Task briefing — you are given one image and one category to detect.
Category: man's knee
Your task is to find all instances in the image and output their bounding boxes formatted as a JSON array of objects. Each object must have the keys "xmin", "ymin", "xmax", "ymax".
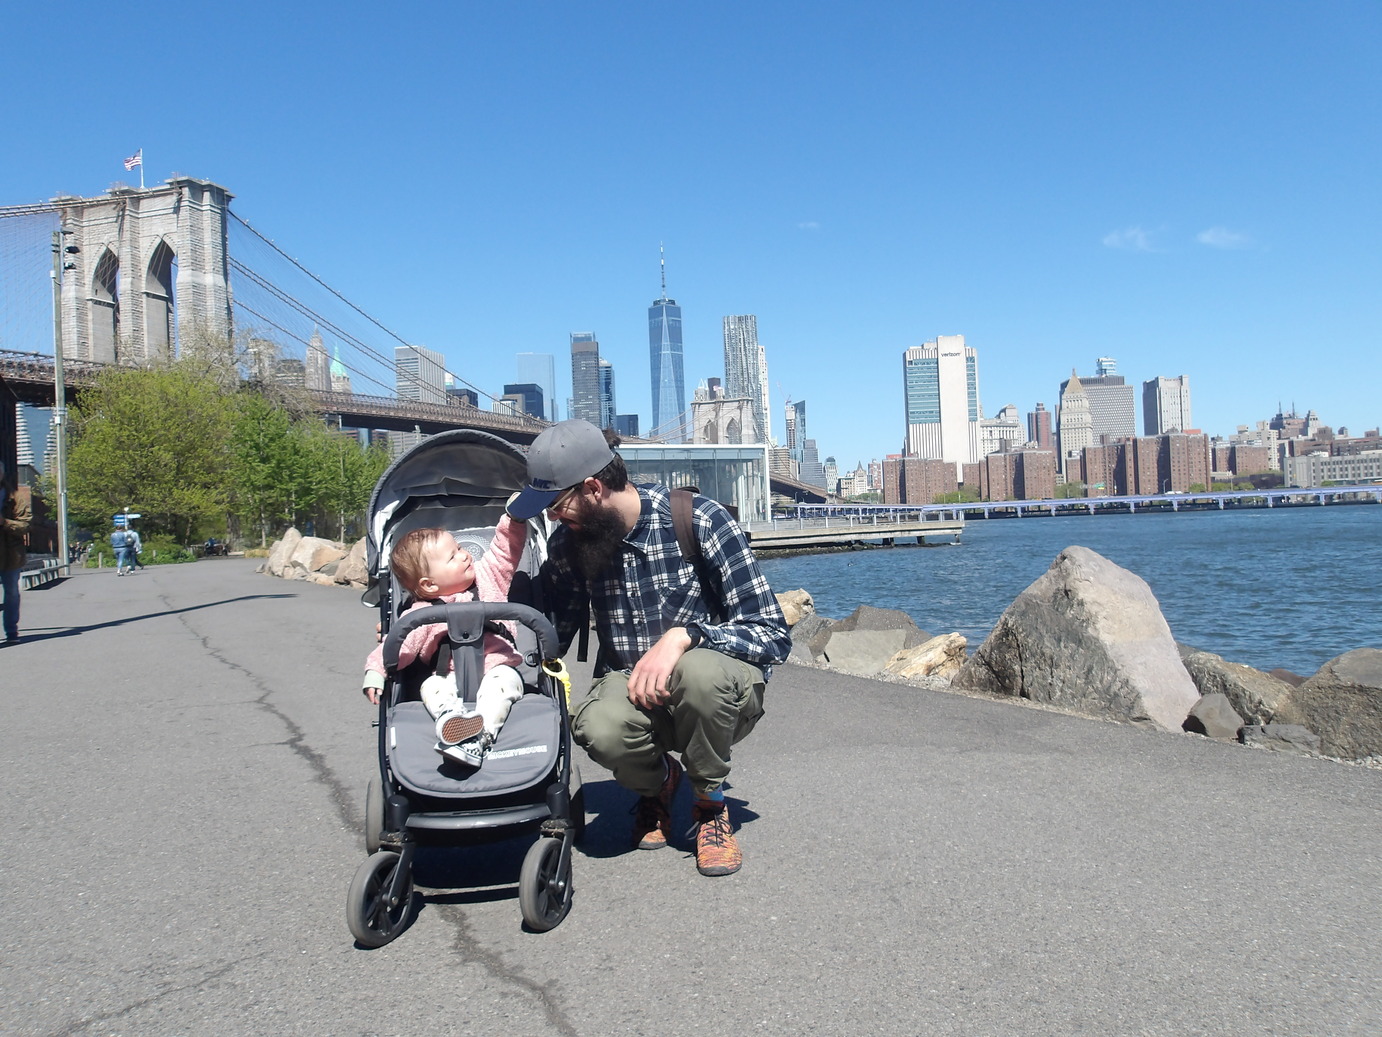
[{"xmin": 673, "ymin": 649, "xmax": 756, "ymax": 714}]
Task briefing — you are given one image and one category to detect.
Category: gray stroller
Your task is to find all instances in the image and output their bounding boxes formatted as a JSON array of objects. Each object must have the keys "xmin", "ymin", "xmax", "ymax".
[{"xmin": 346, "ymin": 429, "xmax": 582, "ymax": 945}]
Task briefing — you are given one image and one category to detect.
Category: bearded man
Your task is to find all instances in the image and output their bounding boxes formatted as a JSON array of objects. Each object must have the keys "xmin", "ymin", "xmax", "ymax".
[{"xmin": 508, "ymin": 420, "xmax": 789, "ymax": 877}]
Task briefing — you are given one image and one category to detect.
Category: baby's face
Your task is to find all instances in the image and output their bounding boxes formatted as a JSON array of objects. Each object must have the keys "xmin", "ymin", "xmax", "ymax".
[{"xmin": 422, "ymin": 534, "xmax": 476, "ymax": 596}]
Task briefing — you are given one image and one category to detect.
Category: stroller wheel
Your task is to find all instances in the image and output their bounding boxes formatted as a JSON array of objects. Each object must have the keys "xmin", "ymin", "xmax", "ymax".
[
  {"xmin": 364, "ymin": 775, "xmax": 385, "ymax": 854},
  {"xmin": 347, "ymin": 850, "xmax": 413, "ymax": 947},
  {"xmin": 519, "ymin": 836, "xmax": 572, "ymax": 932}
]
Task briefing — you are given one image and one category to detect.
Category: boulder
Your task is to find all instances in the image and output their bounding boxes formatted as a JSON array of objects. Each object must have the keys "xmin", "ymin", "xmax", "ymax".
[
  {"xmin": 1182, "ymin": 693, "xmax": 1244, "ymax": 739},
  {"xmin": 776, "ymin": 588, "xmax": 816, "ymax": 627},
  {"xmin": 266, "ymin": 528, "xmax": 303, "ymax": 577},
  {"xmin": 885, "ymin": 632, "xmax": 968, "ymax": 681},
  {"xmin": 1269, "ymin": 668, "xmax": 1308, "ymax": 688},
  {"xmin": 334, "ymin": 538, "xmax": 369, "ymax": 586},
  {"xmin": 832, "ymin": 604, "xmax": 930, "ymax": 645},
  {"xmin": 953, "ymin": 545, "xmax": 1201, "ymax": 732},
  {"xmin": 787, "ymin": 613, "xmax": 833, "ymax": 664},
  {"xmin": 289, "ymin": 536, "xmax": 347, "ymax": 577},
  {"xmin": 821, "ymin": 628, "xmax": 913, "ymax": 677},
  {"xmin": 1239, "ymin": 724, "xmax": 1322, "ymax": 757},
  {"xmin": 1178, "ymin": 645, "xmax": 1293, "ymax": 725},
  {"xmin": 1272, "ymin": 648, "xmax": 1382, "ymax": 760}
]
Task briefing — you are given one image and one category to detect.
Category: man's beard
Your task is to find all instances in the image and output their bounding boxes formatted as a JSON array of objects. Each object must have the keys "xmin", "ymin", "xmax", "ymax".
[{"xmin": 569, "ymin": 495, "xmax": 628, "ymax": 582}]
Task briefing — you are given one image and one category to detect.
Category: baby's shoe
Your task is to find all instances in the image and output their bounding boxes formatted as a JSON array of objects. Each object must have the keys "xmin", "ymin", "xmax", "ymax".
[
  {"xmin": 436, "ymin": 709, "xmax": 484, "ymax": 746},
  {"xmin": 442, "ymin": 730, "xmax": 494, "ymax": 769}
]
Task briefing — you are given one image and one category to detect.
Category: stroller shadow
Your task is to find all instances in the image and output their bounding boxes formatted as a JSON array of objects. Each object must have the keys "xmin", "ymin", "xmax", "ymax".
[{"xmin": 577, "ymin": 777, "xmax": 760, "ymax": 859}]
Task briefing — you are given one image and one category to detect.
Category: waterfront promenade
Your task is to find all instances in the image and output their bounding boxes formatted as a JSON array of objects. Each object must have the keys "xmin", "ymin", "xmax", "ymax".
[{"xmin": 3, "ymin": 561, "xmax": 1379, "ymax": 1035}]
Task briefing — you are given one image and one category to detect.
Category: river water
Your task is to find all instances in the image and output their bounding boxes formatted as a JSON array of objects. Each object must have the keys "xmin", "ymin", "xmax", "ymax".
[{"xmin": 756, "ymin": 503, "xmax": 1381, "ymax": 677}]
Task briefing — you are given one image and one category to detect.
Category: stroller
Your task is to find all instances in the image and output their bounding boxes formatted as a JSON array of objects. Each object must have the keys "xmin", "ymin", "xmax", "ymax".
[{"xmin": 346, "ymin": 429, "xmax": 582, "ymax": 946}]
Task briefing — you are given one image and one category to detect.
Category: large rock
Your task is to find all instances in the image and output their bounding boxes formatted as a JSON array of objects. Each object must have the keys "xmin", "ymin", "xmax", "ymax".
[
  {"xmin": 821, "ymin": 628, "xmax": 914, "ymax": 676},
  {"xmin": 832, "ymin": 604, "xmax": 930, "ymax": 644},
  {"xmin": 266, "ymin": 528, "xmax": 303, "ymax": 577},
  {"xmin": 953, "ymin": 545, "xmax": 1201, "ymax": 732},
  {"xmin": 1179, "ymin": 645, "xmax": 1293, "ymax": 725},
  {"xmin": 787, "ymin": 613, "xmax": 833, "ymax": 664},
  {"xmin": 1272, "ymin": 648, "xmax": 1382, "ymax": 760},
  {"xmin": 776, "ymin": 588, "xmax": 816, "ymax": 627},
  {"xmin": 1183, "ymin": 692, "xmax": 1244, "ymax": 739},
  {"xmin": 1239, "ymin": 724, "xmax": 1322, "ymax": 757},
  {"xmin": 289, "ymin": 536, "xmax": 347, "ymax": 577},
  {"xmin": 885, "ymin": 633, "xmax": 968, "ymax": 681},
  {"xmin": 334, "ymin": 538, "xmax": 369, "ymax": 586}
]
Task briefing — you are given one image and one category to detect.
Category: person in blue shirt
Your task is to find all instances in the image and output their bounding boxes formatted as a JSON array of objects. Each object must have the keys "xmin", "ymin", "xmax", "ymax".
[{"xmin": 509, "ymin": 420, "xmax": 789, "ymax": 877}]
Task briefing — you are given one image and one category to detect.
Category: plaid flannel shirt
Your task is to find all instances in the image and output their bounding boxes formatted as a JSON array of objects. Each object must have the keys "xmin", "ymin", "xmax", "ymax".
[{"xmin": 543, "ymin": 484, "xmax": 790, "ymax": 678}]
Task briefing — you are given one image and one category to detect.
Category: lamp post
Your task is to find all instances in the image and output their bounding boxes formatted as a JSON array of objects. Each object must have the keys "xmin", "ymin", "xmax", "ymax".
[{"xmin": 50, "ymin": 231, "xmax": 71, "ymax": 571}]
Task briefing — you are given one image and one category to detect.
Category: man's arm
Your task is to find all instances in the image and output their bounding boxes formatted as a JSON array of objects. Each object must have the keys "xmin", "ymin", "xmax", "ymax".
[{"xmin": 689, "ymin": 498, "xmax": 790, "ymax": 668}]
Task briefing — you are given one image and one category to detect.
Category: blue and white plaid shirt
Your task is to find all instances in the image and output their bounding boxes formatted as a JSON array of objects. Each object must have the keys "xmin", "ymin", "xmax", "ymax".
[{"xmin": 543, "ymin": 484, "xmax": 790, "ymax": 677}]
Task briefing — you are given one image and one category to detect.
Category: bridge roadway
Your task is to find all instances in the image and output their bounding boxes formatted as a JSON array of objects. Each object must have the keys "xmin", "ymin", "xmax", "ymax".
[{"xmin": 4, "ymin": 560, "xmax": 1378, "ymax": 1035}]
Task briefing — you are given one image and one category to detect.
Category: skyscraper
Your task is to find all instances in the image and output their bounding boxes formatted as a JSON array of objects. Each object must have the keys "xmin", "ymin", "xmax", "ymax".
[
  {"xmin": 305, "ymin": 329, "xmax": 331, "ymax": 392},
  {"xmin": 648, "ymin": 249, "xmax": 686, "ymax": 441},
  {"xmin": 785, "ymin": 399, "xmax": 807, "ymax": 468},
  {"xmin": 1062, "ymin": 357, "xmax": 1136, "ymax": 440},
  {"xmin": 1143, "ymin": 375, "xmax": 1192, "ymax": 435},
  {"xmin": 1057, "ymin": 371, "xmax": 1094, "ymax": 478},
  {"xmin": 570, "ymin": 333, "xmax": 602, "ymax": 426},
  {"xmin": 329, "ymin": 346, "xmax": 352, "ymax": 394},
  {"xmin": 722, "ymin": 314, "xmax": 766, "ymax": 443},
  {"xmin": 903, "ymin": 334, "xmax": 981, "ymax": 476},
  {"xmin": 598, "ymin": 357, "xmax": 616, "ymax": 430},
  {"xmin": 1027, "ymin": 402, "xmax": 1053, "ymax": 451},
  {"xmin": 395, "ymin": 344, "xmax": 447, "ymax": 404},
  {"xmin": 516, "ymin": 352, "xmax": 557, "ymax": 421}
]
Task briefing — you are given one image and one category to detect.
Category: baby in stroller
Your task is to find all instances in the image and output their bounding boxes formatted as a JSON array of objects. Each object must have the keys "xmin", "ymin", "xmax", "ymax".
[{"xmin": 362, "ymin": 512, "xmax": 527, "ymax": 768}]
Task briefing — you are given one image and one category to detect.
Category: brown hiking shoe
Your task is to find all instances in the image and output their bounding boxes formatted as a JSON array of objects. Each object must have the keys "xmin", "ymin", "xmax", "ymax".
[
  {"xmin": 630, "ymin": 755, "xmax": 683, "ymax": 850},
  {"xmin": 692, "ymin": 799, "xmax": 742, "ymax": 877}
]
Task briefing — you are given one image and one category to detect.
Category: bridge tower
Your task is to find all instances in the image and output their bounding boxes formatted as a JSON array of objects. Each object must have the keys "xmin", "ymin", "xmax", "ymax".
[{"xmin": 54, "ymin": 177, "xmax": 234, "ymax": 364}]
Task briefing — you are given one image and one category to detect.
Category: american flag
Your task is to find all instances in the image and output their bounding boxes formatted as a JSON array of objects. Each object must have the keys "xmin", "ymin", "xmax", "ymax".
[{"xmin": 123, "ymin": 149, "xmax": 142, "ymax": 171}]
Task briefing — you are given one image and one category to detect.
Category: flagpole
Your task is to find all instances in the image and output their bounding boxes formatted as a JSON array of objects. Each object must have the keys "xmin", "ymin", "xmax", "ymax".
[{"xmin": 139, "ymin": 150, "xmax": 144, "ymax": 189}]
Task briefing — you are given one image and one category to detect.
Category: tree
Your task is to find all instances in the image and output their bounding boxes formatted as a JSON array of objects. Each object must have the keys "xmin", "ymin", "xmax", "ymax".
[
  {"xmin": 67, "ymin": 364, "xmax": 235, "ymax": 541},
  {"xmin": 228, "ymin": 391, "xmax": 301, "ymax": 546}
]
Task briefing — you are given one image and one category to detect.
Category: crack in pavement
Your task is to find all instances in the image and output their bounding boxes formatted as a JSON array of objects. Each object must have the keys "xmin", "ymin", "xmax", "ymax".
[{"xmin": 45, "ymin": 958, "xmax": 255, "ymax": 1037}]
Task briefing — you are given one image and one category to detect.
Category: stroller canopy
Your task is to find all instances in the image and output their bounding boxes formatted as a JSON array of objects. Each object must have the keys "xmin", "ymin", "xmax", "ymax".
[{"xmin": 366, "ymin": 428, "xmax": 532, "ymax": 578}]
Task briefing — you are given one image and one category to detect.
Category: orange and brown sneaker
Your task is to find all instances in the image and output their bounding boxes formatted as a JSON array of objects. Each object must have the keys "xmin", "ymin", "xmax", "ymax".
[
  {"xmin": 630, "ymin": 755, "xmax": 683, "ymax": 850},
  {"xmin": 692, "ymin": 799, "xmax": 742, "ymax": 877}
]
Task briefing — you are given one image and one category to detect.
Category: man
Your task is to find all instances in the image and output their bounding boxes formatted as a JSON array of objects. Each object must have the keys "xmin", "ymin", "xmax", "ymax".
[
  {"xmin": 1, "ymin": 460, "xmax": 30, "ymax": 644},
  {"xmin": 508, "ymin": 420, "xmax": 789, "ymax": 877}
]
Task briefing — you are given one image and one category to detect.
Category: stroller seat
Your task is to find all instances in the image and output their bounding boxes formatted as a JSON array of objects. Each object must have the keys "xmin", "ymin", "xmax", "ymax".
[{"xmin": 388, "ymin": 693, "xmax": 562, "ymax": 799}]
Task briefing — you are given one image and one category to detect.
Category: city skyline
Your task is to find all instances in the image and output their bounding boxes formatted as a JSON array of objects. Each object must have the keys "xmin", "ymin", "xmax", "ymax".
[{"xmin": 1, "ymin": 3, "xmax": 1376, "ymax": 471}]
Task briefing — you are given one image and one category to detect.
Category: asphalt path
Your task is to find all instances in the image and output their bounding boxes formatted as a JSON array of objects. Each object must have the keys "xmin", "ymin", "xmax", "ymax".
[{"xmin": 2, "ymin": 559, "xmax": 1379, "ymax": 1036}]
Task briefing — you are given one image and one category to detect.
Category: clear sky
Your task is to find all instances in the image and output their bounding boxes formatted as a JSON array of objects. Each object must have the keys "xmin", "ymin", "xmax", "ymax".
[{"xmin": 3, "ymin": 1, "xmax": 1378, "ymax": 469}]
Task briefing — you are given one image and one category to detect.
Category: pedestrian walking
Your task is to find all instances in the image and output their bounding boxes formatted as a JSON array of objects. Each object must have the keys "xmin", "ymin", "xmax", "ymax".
[{"xmin": 1, "ymin": 460, "xmax": 30, "ymax": 644}]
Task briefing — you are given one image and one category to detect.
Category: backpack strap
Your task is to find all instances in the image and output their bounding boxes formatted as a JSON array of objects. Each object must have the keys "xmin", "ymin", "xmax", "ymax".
[{"xmin": 671, "ymin": 488, "xmax": 720, "ymax": 621}]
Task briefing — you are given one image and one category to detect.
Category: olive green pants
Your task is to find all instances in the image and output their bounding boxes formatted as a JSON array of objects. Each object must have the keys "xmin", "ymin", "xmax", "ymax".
[{"xmin": 570, "ymin": 649, "xmax": 766, "ymax": 798}]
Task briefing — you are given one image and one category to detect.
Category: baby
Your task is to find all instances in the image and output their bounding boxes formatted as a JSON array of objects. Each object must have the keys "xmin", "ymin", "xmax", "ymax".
[{"xmin": 363, "ymin": 514, "xmax": 527, "ymax": 768}]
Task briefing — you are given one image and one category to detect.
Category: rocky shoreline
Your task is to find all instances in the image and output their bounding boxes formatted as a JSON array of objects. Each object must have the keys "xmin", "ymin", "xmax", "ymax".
[{"xmin": 260, "ymin": 528, "xmax": 1380, "ymax": 767}]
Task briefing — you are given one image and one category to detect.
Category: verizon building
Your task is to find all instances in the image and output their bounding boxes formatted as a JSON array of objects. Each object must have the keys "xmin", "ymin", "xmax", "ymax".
[{"xmin": 903, "ymin": 334, "xmax": 981, "ymax": 478}]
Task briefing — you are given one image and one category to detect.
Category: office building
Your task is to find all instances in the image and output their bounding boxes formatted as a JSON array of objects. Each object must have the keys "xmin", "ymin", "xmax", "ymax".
[
  {"xmin": 1056, "ymin": 371, "xmax": 1094, "ymax": 479},
  {"xmin": 723, "ymin": 315, "xmax": 767, "ymax": 444},
  {"xmin": 395, "ymin": 344, "xmax": 447, "ymax": 405},
  {"xmin": 1062, "ymin": 358, "xmax": 1136, "ymax": 440},
  {"xmin": 598, "ymin": 358, "xmax": 616, "ymax": 430},
  {"xmin": 785, "ymin": 399, "xmax": 808, "ymax": 466},
  {"xmin": 516, "ymin": 353, "xmax": 557, "ymax": 421},
  {"xmin": 980, "ymin": 403, "xmax": 1025, "ymax": 456},
  {"xmin": 329, "ymin": 347, "xmax": 352, "ymax": 394},
  {"xmin": 569, "ymin": 333, "xmax": 602, "ymax": 426},
  {"xmin": 1027, "ymin": 402, "xmax": 1053, "ymax": 451},
  {"xmin": 503, "ymin": 382, "xmax": 546, "ymax": 420},
  {"xmin": 1143, "ymin": 375, "xmax": 1192, "ymax": 436},
  {"xmin": 648, "ymin": 251, "xmax": 687, "ymax": 441},
  {"xmin": 903, "ymin": 334, "xmax": 981, "ymax": 477},
  {"xmin": 305, "ymin": 329, "xmax": 331, "ymax": 392}
]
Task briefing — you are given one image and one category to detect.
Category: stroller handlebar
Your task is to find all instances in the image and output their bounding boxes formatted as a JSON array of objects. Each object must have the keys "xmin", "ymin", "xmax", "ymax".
[{"xmin": 382, "ymin": 601, "xmax": 560, "ymax": 672}]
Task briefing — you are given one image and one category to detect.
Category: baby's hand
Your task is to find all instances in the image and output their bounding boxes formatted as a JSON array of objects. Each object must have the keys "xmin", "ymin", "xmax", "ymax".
[{"xmin": 362, "ymin": 686, "xmax": 381, "ymax": 705}]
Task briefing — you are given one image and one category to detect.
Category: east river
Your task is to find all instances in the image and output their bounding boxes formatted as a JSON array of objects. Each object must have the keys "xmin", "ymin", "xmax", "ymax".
[{"xmin": 756, "ymin": 502, "xmax": 1381, "ymax": 677}]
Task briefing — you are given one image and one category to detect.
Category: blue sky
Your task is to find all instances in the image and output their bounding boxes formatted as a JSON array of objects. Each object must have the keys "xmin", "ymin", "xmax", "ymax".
[{"xmin": 3, "ymin": 2, "xmax": 1378, "ymax": 469}]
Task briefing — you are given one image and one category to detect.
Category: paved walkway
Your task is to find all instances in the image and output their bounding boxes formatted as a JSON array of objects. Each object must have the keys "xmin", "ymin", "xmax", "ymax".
[{"xmin": 3, "ymin": 560, "xmax": 1379, "ymax": 1035}]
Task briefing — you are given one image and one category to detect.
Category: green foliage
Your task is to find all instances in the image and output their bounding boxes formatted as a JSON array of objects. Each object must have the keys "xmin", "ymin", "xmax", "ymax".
[
  {"xmin": 1055, "ymin": 481, "xmax": 1086, "ymax": 499},
  {"xmin": 67, "ymin": 363, "xmax": 235, "ymax": 541},
  {"xmin": 65, "ymin": 357, "xmax": 387, "ymax": 551},
  {"xmin": 935, "ymin": 488, "xmax": 981, "ymax": 504}
]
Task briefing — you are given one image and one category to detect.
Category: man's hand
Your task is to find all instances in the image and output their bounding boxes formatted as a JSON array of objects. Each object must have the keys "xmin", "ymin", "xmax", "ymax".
[{"xmin": 627, "ymin": 627, "xmax": 694, "ymax": 709}]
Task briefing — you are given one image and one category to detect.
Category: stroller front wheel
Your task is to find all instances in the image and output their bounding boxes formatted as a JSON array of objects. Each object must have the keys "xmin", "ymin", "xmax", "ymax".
[
  {"xmin": 347, "ymin": 850, "xmax": 414, "ymax": 947},
  {"xmin": 519, "ymin": 836, "xmax": 572, "ymax": 932}
]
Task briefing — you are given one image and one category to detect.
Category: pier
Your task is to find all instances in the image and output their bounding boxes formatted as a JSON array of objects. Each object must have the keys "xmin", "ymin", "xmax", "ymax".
[{"xmin": 745, "ymin": 510, "xmax": 965, "ymax": 550}]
